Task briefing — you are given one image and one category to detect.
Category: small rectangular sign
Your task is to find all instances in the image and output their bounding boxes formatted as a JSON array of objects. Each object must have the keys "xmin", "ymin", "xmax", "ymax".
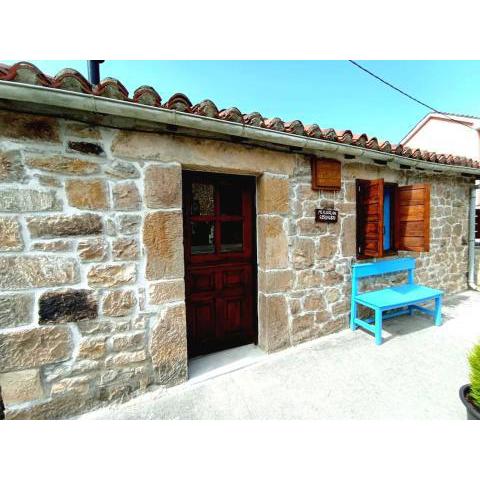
[{"xmin": 315, "ymin": 208, "xmax": 338, "ymax": 223}]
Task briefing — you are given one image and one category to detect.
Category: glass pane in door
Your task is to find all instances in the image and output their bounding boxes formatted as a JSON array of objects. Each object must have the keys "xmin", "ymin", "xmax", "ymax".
[
  {"xmin": 191, "ymin": 183, "xmax": 214, "ymax": 216},
  {"xmin": 191, "ymin": 222, "xmax": 215, "ymax": 254},
  {"xmin": 220, "ymin": 221, "xmax": 243, "ymax": 252},
  {"xmin": 219, "ymin": 184, "xmax": 242, "ymax": 216}
]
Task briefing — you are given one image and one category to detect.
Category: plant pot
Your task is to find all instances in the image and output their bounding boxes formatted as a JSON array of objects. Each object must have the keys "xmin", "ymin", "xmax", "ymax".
[{"xmin": 459, "ymin": 384, "xmax": 480, "ymax": 420}]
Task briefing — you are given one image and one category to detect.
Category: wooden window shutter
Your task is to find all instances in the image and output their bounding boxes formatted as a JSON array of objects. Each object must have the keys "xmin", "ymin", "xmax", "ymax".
[
  {"xmin": 356, "ymin": 179, "xmax": 384, "ymax": 258},
  {"xmin": 311, "ymin": 158, "xmax": 341, "ymax": 191},
  {"xmin": 395, "ymin": 183, "xmax": 431, "ymax": 252}
]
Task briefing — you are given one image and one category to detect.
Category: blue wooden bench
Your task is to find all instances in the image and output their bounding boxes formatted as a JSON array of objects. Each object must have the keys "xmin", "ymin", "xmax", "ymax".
[{"xmin": 350, "ymin": 258, "xmax": 443, "ymax": 345}]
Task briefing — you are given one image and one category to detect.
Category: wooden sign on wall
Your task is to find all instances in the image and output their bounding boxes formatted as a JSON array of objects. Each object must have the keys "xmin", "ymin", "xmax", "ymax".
[{"xmin": 311, "ymin": 158, "xmax": 341, "ymax": 191}]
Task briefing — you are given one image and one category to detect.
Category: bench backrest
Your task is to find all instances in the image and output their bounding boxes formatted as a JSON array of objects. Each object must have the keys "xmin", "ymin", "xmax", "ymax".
[{"xmin": 352, "ymin": 258, "xmax": 415, "ymax": 296}]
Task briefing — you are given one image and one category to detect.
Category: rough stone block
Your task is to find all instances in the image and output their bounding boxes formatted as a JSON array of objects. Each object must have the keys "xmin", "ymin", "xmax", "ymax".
[
  {"xmin": 110, "ymin": 130, "xmax": 294, "ymax": 175},
  {"xmin": 66, "ymin": 179, "xmax": 108, "ymax": 210},
  {"xmin": 304, "ymin": 294, "xmax": 327, "ymax": 311},
  {"xmin": 112, "ymin": 181, "xmax": 141, "ymax": 211},
  {"xmin": 257, "ymin": 215, "xmax": 288, "ymax": 269},
  {"xmin": 27, "ymin": 213, "xmax": 102, "ymax": 238},
  {"xmin": 295, "ymin": 270, "xmax": 324, "ymax": 289},
  {"xmin": 6, "ymin": 393, "xmax": 98, "ymax": 420},
  {"xmin": 110, "ymin": 332, "xmax": 145, "ymax": 352},
  {"xmin": 258, "ymin": 294, "xmax": 289, "ymax": 353},
  {"xmin": 258, "ymin": 173, "xmax": 289, "ymax": 214},
  {"xmin": 31, "ymin": 240, "xmax": 73, "ymax": 252},
  {"xmin": 78, "ymin": 336, "xmax": 107, "ymax": 360},
  {"xmin": 143, "ymin": 211, "xmax": 184, "ymax": 280},
  {"xmin": 292, "ymin": 313, "xmax": 315, "ymax": 345},
  {"xmin": 0, "ymin": 326, "xmax": 72, "ymax": 372},
  {"xmin": 0, "ymin": 111, "xmax": 60, "ymax": 143},
  {"xmin": 292, "ymin": 237, "xmax": 315, "ymax": 269},
  {"xmin": 35, "ymin": 174, "xmax": 62, "ymax": 188},
  {"xmin": 104, "ymin": 160, "xmax": 140, "ymax": 179},
  {"xmin": 341, "ymin": 215, "xmax": 356, "ymax": 257},
  {"xmin": 78, "ymin": 238, "xmax": 108, "ymax": 262},
  {"xmin": 0, "ymin": 369, "xmax": 44, "ymax": 405},
  {"xmin": 112, "ymin": 237, "xmax": 139, "ymax": 260},
  {"xmin": 148, "ymin": 279, "xmax": 185, "ymax": 304},
  {"xmin": 87, "ymin": 263, "xmax": 136, "ymax": 288},
  {"xmin": 144, "ymin": 164, "xmax": 182, "ymax": 208},
  {"xmin": 38, "ymin": 289, "xmax": 98, "ymax": 324},
  {"xmin": 258, "ymin": 269, "xmax": 293, "ymax": 293},
  {"xmin": 0, "ymin": 188, "xmax": 60, "ymax": 212},
  {"xmin": 67, "ymin": 141, "xmax": 104, "ymax": 156},
  {"xmin": 118, "ymin": 214, "xmax": 141, "ymax": 235},
  {"xmin": 65, "ymin": 121, "xmax": 101, "ymax": 139},
  {"xmin": 318, "ymin": 236, "xmax": 338, "ymax": 259},
  {"xmin": 0, "ymin": 216, "xmax": 23, "ymax": 251},
  {"xmin": 149, "ymin": 303, "xmax": 187, "ymax": 386},
  {"xmin": 0, "ymin": 256, "xmax": 80, "ymax": 289},
  {"xmin": 102, "ymin": 289, "xmax": 136, "ymax": 317},
  {"xmin": 0, "ymin": 149, "xmax": 27, "ymax": 183},
  {"xmin": 26, "ymin": 154, "xmax": 100, "ymax": 175},
  {"xmin": 50, "ymin": 376, "xmax": 91, "ymax": 397},
  {"xmin": 0, "ymin": 293, "xmax": 34, "ymax": 328},
  {"xmin": 105, "ymin": 350, "xmax": 147, "ymax": 368}
]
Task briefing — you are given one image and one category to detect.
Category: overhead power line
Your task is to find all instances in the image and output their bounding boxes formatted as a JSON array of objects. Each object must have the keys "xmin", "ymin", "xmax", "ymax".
[{"xmin": 347, "ymin": 60, "xmax": 477, "ymax": 132}]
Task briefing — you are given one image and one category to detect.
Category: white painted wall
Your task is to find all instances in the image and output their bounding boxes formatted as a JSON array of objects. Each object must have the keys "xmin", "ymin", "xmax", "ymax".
[
  {"xmin": 404, "ymin": 117, "xmax": 480, "ymax": 160},
  {"xmin": 403, "ymin": 115, "xmax": 480, "ymax": 206}
]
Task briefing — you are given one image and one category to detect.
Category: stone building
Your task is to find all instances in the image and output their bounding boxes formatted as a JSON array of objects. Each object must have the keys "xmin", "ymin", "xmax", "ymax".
[{"xmin": 0, "ymin": 62, "xmax": 478, "ymax": 419}]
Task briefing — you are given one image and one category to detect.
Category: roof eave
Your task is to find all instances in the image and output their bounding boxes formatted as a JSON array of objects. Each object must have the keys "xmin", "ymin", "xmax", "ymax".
[{"xmin": 1, "ymin": 81, "xmax": 479, "ymax": 176}]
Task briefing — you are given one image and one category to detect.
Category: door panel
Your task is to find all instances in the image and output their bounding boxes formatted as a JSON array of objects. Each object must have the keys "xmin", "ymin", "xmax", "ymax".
[{"xmin": 183, "ymin": 171, "xmax": 257, "ymax": 358}]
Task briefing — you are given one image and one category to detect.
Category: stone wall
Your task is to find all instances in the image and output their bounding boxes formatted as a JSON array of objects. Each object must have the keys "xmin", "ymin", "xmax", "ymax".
[
  {"xmin": 0, "ymin": 111, "xmax": 188, "ymax": 419},
  {"xmin": 0, "ymin": 109, "xmax": 474, "ymax": 418},
  {"xmin": 274, "ymin": 157, "xmax": 473, "ymax": 347}
]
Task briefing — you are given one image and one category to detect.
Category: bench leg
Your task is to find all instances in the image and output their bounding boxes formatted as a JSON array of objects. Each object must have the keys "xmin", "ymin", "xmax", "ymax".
[
  {"xmin": 434, "ymin": 296, "xmax": 442, "ymax": 326},
  {"xmin": 374, "ymin": 308, "xmax": 383, "ymax": 345},
  {"xmin": 350, "ymin": 300, "xmax": 358, "ymax": 330}
]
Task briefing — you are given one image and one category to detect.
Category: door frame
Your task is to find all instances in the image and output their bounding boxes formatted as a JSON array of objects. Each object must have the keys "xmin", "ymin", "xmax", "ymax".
[{"xmin": 182, "ymin": 169, "xmax": 258, "ymax": 358}]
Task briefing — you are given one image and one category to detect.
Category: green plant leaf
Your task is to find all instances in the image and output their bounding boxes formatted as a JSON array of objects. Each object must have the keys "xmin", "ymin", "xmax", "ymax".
[{"xmin": 468, "ymin": 342, "xmax": 480, "ymax": 408}]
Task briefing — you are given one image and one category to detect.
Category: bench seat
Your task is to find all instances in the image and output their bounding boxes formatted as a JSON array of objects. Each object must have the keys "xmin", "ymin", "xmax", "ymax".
[
  {"xmin": 350, "ymin": 258, "xmax": 443, "ymax": 345},
  {"xmin": 355, "ymin": 284, "xmax": 443, "ymax": 310}
]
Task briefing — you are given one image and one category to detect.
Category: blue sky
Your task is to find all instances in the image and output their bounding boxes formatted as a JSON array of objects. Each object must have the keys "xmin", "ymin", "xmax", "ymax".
[{"xmin": 5, "ymin": 60, "xmax": 480, "ymax": 142}]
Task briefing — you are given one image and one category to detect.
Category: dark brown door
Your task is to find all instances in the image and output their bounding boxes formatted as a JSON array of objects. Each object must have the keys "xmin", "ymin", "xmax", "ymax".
[{"xmin": 182, "ymin": 171, "xmax": 257, "ymax": 358}]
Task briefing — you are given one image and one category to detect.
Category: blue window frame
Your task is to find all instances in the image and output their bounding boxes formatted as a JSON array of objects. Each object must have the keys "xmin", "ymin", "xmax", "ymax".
[{"xmin": 383, "ymin": 186, "xmax": 393, "ymax": 251}]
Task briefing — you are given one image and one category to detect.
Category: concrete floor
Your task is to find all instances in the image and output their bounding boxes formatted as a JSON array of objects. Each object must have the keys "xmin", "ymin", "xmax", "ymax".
[{"xmin": 80, "ymin": 290, "xmax": 480, "ymax": 420}]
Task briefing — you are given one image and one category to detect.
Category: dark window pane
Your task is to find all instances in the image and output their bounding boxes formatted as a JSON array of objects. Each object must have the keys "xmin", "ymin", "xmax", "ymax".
[
  {"xmin": 191, "ymin": 222, "xmax": 215, "ymax": 254},
  {"xmin": 191, "ymin": 183, "xmax": 214, "ymax": 216},
  {"xmin": 220, "ymin": 185, "xmax": 242, "ymax": 216},
  {"xmin": 221, "ymin": 221, "xmax": 243, "ymax": 252}
]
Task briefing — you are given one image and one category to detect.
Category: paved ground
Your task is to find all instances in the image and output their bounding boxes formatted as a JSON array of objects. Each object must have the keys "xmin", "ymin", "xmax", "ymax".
[{"xmin": 80, "ymin": 290, "xmax": 480, "ymax": 420}]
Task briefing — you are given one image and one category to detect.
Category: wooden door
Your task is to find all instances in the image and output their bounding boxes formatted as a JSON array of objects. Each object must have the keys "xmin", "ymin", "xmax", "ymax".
[{"xmin": 182, "ymin": 171, "xmax": 257, "ymax": 358}]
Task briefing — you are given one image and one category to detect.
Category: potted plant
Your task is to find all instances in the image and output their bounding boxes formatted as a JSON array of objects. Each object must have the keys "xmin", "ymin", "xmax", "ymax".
[{"xmin": 459, "ymin": 342, "xmax": 480, "ymax": 420}]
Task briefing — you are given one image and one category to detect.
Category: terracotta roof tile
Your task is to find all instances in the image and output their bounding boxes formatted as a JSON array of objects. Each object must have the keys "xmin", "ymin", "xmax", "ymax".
[
  {"xmin": 243, "ymin": 112, "xmax": 264, "ymax": 127},
  {"xmin": 133, "ymin": 85, "xmax": 162, "ymax": 107},
  {"xmin": 218, "ymin": 107, "xmax": 243, "ymax": 123},
  {"xmin": 305, "ymin": 124, "xmax": 322, "ymax": 138},
  {"xmin": 53, "ymin": 68, "xmax": 92, "ymax": 94},
  {"xmin": 284, "ymin": 120, "xmax": 305, "ymax": 136},
  {"xmin": 322, "ymin": 128, "xmax": 337, "ymax": 141},
  {"xmin": 163, "ymin": 93, "xmax": 192, "ymax": 112},
  {"xmin": 191, "ymin": 99, "xmax": 219, "ymax": 118},
  {"xmin": 337, "ymin": 130, "xmax": 353, "ymax": 144},
  {"xmin": 93, "ymin": 77, "xmax": 129, "ymax": 101},
  {"xmin": 0, "ymin": 61, "xmax": 478, "ymax": 170},
  {"xmin": 264, "ymin": 117, "xmax": 285, "ymax": 131}
]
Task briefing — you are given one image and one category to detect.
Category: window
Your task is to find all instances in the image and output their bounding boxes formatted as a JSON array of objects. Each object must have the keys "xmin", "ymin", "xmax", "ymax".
[{"xmin": 356, "ymin": 179, "xmax": 430, "ymax": 258}]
